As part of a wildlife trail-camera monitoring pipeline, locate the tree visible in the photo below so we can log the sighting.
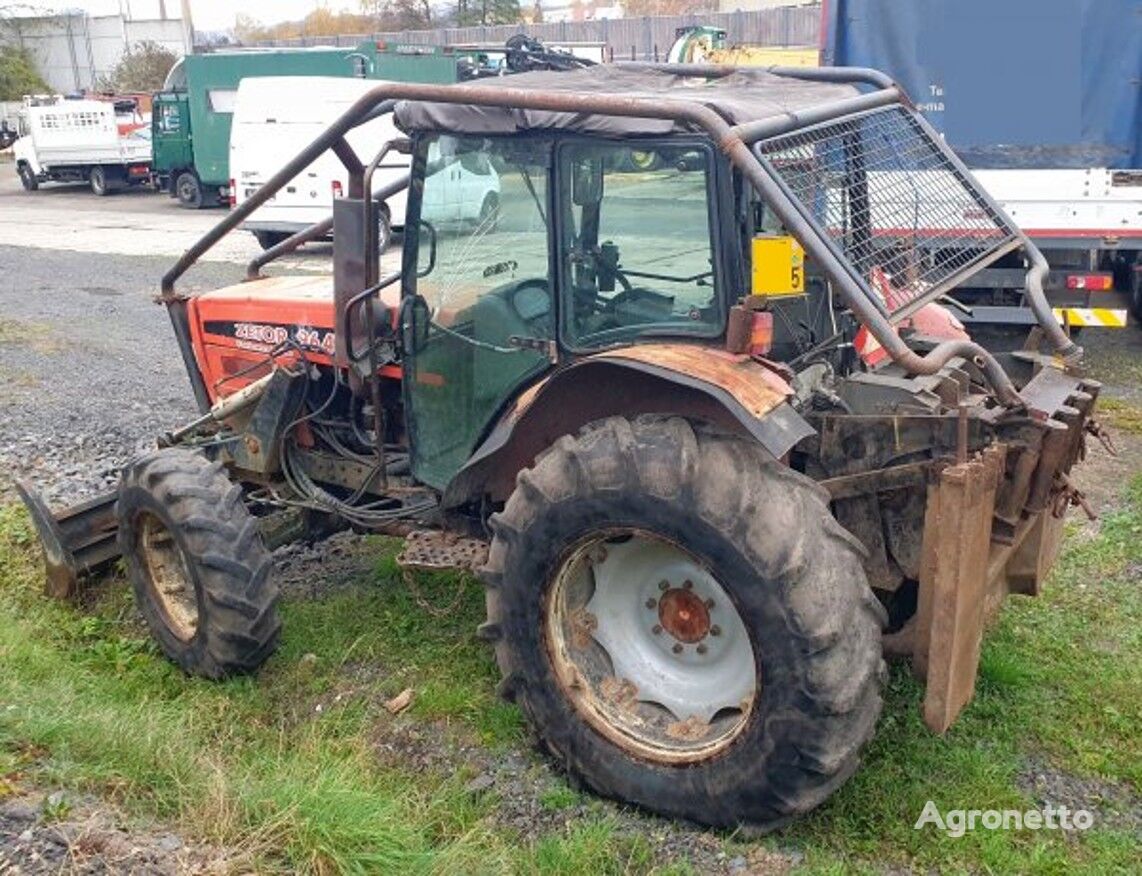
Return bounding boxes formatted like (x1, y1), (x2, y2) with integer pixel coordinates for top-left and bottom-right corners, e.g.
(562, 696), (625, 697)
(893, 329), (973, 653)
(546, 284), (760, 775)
(451, 0), (520, 26)
(98, 40), (179, 92)
(0, 44), (47, 99)
(361, 0), (431, 30)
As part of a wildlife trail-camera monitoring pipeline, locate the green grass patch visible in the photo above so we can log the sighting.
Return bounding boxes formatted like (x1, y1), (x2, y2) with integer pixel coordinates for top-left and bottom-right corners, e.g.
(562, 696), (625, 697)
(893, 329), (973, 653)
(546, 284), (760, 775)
(1097, 397), (1142, 434)
(776, 476), (1142, 874)
(1, 473), (1140, 873)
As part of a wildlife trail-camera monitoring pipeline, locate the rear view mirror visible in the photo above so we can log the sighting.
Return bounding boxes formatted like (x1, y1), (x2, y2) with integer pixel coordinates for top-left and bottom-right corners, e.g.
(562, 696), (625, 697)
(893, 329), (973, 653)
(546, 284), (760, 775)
(572, 157), (603, 206)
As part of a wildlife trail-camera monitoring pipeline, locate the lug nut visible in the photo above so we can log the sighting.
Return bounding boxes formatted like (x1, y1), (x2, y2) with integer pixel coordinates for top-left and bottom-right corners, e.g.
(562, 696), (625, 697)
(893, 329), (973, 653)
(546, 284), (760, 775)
(645, 598), (657, 609)
(652, 624), (663, 635)
(710, 625), (722, 637)
(658, 580), (669, 591)
(697, 644), (708, 655)
(682, 580), (693, 590)
(672, 643), (683, 654)
(705, 598), (715, 609)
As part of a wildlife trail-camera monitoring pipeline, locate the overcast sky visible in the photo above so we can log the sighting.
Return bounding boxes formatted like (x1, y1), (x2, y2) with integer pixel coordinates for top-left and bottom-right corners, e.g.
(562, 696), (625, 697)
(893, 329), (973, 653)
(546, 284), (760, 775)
(29, 1), (343, 32)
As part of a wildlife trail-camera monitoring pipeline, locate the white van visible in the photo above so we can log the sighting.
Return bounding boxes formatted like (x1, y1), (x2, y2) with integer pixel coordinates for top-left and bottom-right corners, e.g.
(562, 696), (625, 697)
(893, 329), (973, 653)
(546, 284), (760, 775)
(230, 76), (500, 251)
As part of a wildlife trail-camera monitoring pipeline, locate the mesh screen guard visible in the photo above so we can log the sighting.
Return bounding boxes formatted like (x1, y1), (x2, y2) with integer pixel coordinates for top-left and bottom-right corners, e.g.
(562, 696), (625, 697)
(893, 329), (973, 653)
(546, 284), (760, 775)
(754, 105), (1021, 319)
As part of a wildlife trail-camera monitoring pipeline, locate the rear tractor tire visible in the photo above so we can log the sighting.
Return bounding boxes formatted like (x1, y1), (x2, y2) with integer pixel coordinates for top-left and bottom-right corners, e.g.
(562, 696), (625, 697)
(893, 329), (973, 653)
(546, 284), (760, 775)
(481, 415), (886, 830)
(117, 448), (281, 678)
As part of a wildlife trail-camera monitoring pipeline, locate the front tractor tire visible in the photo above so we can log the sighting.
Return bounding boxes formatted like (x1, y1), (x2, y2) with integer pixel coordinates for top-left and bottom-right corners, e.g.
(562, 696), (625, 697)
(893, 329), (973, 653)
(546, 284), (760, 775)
(482, 416), (886, 830)
(117, 449), (281, 678)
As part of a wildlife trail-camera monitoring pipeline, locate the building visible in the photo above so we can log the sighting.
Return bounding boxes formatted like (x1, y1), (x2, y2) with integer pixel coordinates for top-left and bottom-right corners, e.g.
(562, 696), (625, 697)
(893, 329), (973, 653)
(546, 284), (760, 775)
(3, 11), (192, 94)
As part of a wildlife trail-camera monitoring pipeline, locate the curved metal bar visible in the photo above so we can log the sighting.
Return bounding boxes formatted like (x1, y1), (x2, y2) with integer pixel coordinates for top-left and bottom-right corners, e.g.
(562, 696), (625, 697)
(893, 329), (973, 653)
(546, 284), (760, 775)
(765, 65), (899, 91)
(362, 142), (394, 288)
(245, 216), (335, 280)
(731, 88), (901, 144)
(614, 61), (898, 92)
(158, 71), (1051, 405)
(906, 110), (1080, 361)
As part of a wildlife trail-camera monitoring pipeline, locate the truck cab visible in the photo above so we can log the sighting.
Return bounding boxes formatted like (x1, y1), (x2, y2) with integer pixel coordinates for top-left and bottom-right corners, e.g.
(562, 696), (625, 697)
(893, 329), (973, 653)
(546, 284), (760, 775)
(151, 91), (193, 200)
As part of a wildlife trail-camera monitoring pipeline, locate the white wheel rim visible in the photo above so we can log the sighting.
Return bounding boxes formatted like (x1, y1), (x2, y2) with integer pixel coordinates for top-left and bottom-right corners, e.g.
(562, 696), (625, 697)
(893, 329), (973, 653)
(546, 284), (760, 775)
(546, 530), (758, 763)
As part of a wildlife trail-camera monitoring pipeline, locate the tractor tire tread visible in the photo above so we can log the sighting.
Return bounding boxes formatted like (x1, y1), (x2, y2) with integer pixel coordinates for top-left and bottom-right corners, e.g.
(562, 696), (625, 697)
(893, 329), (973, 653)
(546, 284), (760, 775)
(480, 414), (884, 829)
(117, 448), (280, 678)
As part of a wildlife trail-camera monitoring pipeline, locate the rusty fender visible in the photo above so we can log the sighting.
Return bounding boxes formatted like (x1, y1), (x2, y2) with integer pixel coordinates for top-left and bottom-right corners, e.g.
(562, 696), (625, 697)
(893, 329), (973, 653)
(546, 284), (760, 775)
(442, 343), (815, 508)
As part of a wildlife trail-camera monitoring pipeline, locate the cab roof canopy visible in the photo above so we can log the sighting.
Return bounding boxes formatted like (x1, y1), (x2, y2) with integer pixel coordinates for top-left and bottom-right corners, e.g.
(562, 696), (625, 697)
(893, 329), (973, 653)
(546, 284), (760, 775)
(393, 65), (861, 138)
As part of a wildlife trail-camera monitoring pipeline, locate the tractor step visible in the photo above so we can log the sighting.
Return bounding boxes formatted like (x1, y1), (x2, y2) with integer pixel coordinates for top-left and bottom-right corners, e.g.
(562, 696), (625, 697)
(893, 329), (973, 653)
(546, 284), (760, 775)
(15, 482), (120, 600)
(397, 529), (489, 573)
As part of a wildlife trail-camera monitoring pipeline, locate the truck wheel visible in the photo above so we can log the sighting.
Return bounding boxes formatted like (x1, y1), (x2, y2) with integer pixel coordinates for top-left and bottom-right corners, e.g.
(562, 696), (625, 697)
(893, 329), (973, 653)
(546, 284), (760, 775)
(117, 448), (281, 678)
(17, 164), (38, 191)
(89, 166), (111, 196)
(175, 171), (204, 209)
(253, 230), (291, 251)
(481, 416), (886, 830)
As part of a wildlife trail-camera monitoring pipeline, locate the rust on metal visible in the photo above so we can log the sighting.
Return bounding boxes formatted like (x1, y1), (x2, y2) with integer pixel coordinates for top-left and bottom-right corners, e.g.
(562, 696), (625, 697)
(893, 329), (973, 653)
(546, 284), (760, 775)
(595, 343), (791, 419)
(570, 608), (599, 650)
(914, 444), (1006, 733)
(658, 588), (712, 644)
(600, 676), (639, 709)
(666, 715), (711, 742)
(15, 482), (120, 600)
(397, 529), (489, 573)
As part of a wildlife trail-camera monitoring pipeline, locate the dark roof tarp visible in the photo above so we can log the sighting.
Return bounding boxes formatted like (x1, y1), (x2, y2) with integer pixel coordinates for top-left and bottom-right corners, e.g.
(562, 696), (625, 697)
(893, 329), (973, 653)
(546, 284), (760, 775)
(393, 65), (860, 138)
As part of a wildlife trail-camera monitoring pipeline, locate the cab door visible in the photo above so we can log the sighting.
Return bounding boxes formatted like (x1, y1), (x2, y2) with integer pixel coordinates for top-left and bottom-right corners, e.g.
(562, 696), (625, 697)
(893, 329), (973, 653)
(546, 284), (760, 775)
(152, 94), (193, 178)
(402, 135), (554, 491)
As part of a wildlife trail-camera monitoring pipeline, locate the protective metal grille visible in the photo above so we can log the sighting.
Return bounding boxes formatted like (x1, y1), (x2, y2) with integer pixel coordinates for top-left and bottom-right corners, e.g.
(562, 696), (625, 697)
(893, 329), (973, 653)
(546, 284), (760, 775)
(755, 106), (1019, 317)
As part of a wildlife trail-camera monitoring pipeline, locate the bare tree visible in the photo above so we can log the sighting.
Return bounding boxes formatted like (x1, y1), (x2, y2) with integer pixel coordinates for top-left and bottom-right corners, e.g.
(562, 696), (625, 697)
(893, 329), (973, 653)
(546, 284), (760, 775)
(96, 40), (178, 92)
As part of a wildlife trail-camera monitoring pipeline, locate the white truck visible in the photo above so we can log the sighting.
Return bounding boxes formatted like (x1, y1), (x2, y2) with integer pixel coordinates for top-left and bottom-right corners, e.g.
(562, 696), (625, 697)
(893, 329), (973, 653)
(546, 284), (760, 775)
(230, 76), (501, 251)
(13, 96), (152, 196)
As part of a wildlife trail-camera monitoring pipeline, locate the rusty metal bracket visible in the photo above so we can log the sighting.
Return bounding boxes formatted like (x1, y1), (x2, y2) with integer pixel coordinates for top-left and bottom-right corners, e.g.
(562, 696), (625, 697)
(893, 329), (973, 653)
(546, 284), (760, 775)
(396, 530), (489, 617)
(1084, 418), (1118, 457)
(912, 444), (1006, 734)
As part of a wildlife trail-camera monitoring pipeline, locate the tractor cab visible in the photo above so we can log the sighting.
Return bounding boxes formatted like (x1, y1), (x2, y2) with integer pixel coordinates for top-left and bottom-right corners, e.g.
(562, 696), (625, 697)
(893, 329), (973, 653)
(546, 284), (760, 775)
(397, 132), (730, 488)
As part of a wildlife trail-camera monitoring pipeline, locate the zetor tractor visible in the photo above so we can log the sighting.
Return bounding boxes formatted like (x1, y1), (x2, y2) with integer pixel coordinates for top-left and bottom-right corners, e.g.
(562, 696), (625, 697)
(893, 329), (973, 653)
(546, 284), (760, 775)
(19, 65), (1105, 830)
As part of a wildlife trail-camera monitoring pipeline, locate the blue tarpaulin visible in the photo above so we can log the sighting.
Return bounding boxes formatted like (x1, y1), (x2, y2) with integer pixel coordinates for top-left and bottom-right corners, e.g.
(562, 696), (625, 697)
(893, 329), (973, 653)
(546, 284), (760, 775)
(822, 0), (1141, 169)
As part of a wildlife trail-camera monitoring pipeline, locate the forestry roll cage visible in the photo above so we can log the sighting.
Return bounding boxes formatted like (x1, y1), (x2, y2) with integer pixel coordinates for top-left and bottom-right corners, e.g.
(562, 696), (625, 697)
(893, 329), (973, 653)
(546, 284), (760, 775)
(160, 63), (1080, 412)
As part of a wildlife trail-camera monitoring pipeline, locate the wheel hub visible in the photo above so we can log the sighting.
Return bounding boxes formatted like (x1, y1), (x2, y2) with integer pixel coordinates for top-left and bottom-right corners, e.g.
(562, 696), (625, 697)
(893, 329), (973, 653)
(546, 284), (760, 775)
(139, 513), (199, 642)
(657, 587), (710, 643)
(547, 531), (758, 762)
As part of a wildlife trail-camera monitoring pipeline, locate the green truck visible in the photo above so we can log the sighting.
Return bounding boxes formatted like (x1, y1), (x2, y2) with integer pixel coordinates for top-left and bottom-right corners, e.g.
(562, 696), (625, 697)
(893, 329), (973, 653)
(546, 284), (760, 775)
(152, 44), (458, 208)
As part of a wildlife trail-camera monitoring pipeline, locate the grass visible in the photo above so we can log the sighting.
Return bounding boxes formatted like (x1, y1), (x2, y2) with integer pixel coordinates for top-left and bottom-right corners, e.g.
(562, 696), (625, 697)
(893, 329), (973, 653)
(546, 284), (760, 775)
(1096, 398), (1142, 434)
(1, 473), (1140, 873)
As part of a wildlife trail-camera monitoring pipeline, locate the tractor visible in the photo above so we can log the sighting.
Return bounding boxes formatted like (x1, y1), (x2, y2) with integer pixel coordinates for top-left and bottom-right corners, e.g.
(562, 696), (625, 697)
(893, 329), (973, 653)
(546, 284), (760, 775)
(17, 64), (1105, 830)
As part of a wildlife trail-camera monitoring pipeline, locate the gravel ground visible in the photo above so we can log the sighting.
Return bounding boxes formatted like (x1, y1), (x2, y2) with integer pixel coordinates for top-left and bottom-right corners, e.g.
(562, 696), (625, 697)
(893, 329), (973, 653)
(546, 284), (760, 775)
(0, 788), (236, 875)
(0, 246), (241, 507)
